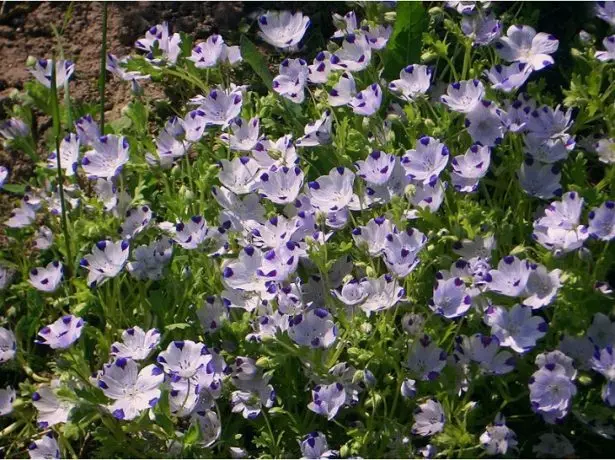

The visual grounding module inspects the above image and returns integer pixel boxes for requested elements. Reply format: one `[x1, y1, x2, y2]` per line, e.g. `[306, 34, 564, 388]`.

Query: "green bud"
[570, 48, 582, 58]
[424, 118, 436, 129]
[428, 6, 443, 15]
[421, 50, 438, 62]
[255, 356, 273, 368]
[384, 11, 397, 22]
[340, 444, 350, 458]
[360, 322, 372, 335]
[352, 370, 365, 385]
[26, 55, 37, 67]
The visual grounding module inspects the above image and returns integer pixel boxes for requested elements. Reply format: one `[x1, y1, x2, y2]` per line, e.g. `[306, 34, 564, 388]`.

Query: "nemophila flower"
[485, 304, 547, 353]
[440, 80, 484, 113]
[596, 35, 615, 61]
[247, 215, 302, 249]
[455, 334, 515, 375]
[596, 1, 615, 26]
[465, 100, 506, 146]
[189, 34, 241, 68]
[135, 22, 181, 65]
[518, 159, 562, 199]
[526, 105, 574, 140]
[533, 433, 575, 458]
[524, 133, 574, 164]
[300, 432, 337, 459]
[529, 361, 577, 423]
[218, 156, 260, 195]
[0, 327, 16, 363]
[0, 117, 29, 140]
[588, 313, 615, 349]
[196, 86, 243, 127]
[307, 167, 355, 211]
[74, 114, 100, 147]
[182, 109, 208, 143]
[588, 201, 615, 240]
[257, 10, 310, 51]
[533, 191, 589, 253]
[0, 166, 7, 189]
[192, 409, 222, 447]
[480, 414, 518, 455]
[355, 150, 396, 185]
[446, 1, 477, 15]
[461, 12, 501, 46]
[352, 216, 394, 256]
[168, 377, 200, 416]
[82, 135, 130, 180]
[402, 313, 425, 337]
[522, 264, 562, 309]
[307, 51, 332, 84]
[296, 110, 333, 147]
[230, 371, 275, 419]
[308, 382, 346, 420]
[383, 227, 427, 277]
[154, 116, 190, 164]
[257, 241, 301, 281]
[28, 261, 63, 293]
[331, 279, 369, 306]
[169, 216, 209, 250]
[485, 62, 531, 92]
[31, 383, 74, 428]
[106, 54, 149, 93]
[28, 433, 60, 459]
[252, 134, 298, 169]
[360, 274, 405, 314]
[331, 33, 372, 72]
[157, 340, 211, 383]
[486, 255, 532, 297]
[110, 326, 160, 361]
[46, 133, 79, 176]
[402, 136, 449, 185]
[332, 11, 358, 38]
[430, 278, 472, 319]
[30, 58, 74, 88]
[288, 308, 337, 349]
[127, 238, 173, 281]
[591, 346, 615, 391]
[504, 95, 535, 132]
[450, 144, 490, 192]
[329, 71, 356, 106]
[363, 23, 392, 49]
[349, 83, 382, 116]
[219, 118, 260, 153]
[559, 335, 594, 371]
[221, 246, 268, 293]
[93, 179, 119, 211]
[412, 399, 445, 437]
[536, 350, 577, 380]
[197, 296, 229, 333]
[388, 64, 431, 102]
[36, 315, 84, 349]
[258, 165, 304, 204]
[496, 25, 559, 71]
[119, 206, 153, 239]
[5, 200, 36, 228]
[400, 378, 417, 399]
[407, 335, 447, 381]
[592, 136, 615, 163]
[98, 358, 163, 420]
[273, 58, 309, 103]
[0, 386, 16, 415]
[80, 240, 129, 287]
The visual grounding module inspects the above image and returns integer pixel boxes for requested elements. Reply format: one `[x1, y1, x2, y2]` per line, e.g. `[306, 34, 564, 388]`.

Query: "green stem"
[99, 2, 108, 133]
[50, 59, 73, 274]
[461, 41, 472, 80]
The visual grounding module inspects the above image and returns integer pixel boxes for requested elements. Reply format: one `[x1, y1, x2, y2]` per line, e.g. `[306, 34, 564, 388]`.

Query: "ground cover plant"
[1, 1, 615, 458]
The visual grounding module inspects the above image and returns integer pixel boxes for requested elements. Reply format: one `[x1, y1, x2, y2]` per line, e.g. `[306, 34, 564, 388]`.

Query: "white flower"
[257, 10, 310, 51]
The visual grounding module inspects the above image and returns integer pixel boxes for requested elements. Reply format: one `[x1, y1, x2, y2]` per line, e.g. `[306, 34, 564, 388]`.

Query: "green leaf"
[240, 35, 273, 90]
[383, 2, 428, 80]
[2, 184, 27, 194]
